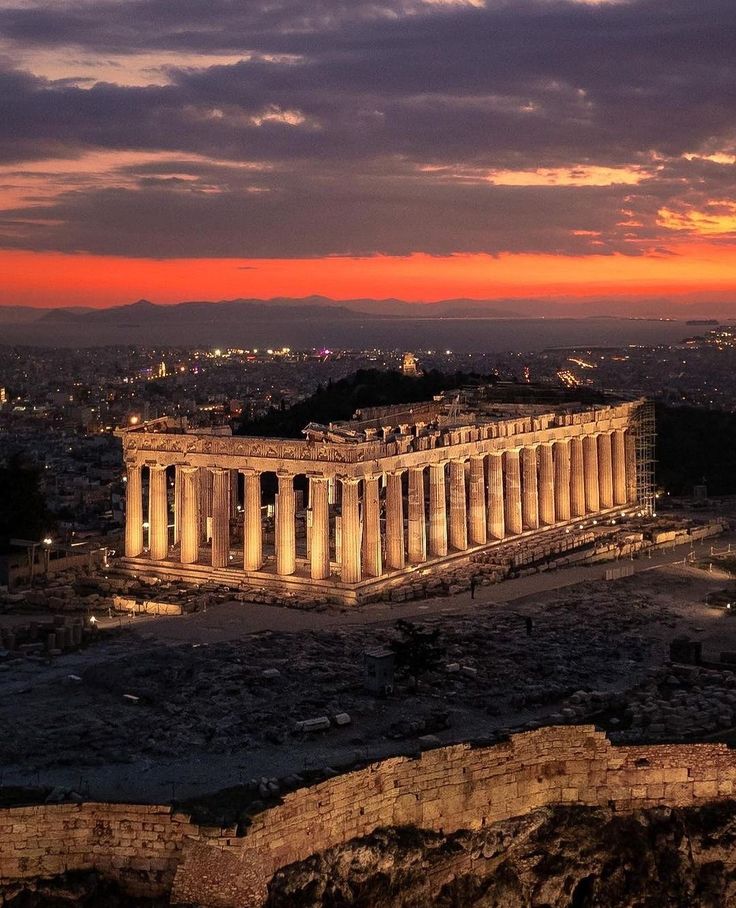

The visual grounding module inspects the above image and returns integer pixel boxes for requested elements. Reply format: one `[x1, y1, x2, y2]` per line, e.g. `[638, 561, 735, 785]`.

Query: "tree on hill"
[655, 404, 736, 496]
[237, 368, 493, 438]
[0, 456, 54, 554]
[391, 619, 444, 686]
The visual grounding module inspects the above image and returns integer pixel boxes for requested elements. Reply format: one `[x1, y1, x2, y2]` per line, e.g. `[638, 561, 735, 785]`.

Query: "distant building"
[402, 352, 421, 376]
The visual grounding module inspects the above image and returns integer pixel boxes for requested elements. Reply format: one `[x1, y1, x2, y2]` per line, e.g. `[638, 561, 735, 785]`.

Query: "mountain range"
[0, 295, 733, 347]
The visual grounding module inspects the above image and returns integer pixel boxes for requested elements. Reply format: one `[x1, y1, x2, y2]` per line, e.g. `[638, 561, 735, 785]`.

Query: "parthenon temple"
[116, 393, 650, 603]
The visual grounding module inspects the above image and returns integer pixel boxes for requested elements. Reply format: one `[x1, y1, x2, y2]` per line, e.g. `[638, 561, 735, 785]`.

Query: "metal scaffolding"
[633, 398, 656, 515]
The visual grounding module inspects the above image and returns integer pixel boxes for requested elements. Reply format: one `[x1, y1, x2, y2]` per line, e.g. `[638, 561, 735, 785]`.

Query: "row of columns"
[124, 428, 633, 585]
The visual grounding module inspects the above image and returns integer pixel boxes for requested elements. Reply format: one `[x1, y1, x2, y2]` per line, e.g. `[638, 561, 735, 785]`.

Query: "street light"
[40, 536, 53, 574]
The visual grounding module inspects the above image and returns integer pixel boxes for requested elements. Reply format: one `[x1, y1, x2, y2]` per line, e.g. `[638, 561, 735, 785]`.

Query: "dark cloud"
[0, 0, 735, 257]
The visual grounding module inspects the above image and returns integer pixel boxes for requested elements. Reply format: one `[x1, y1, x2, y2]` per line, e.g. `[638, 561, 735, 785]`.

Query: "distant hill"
[0, 296, 520, 346]
[1, 295, 735, 347]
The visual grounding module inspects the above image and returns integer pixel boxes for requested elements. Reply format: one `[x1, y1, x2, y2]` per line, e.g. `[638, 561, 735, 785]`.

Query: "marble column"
[124, 463, 144, 557]
[308, 475, 330, 580]
[385, 470, 405, 571]
[553, 440, 571, 522]
[340, 477, 362, 583]
[428, 463, 448, 557]
[569, 437, 586, 518]
[173, 465, 182, 545]
[612, 429, 627, 505]
[211, 468, 230, 568]
[597, 431, 614, 509]
[487, 453, 505, 540]
[179, 466, 199, 564]
[449, 460, 468, 551]
[504, 449, 523, 535]
[241, 469, 262, 571]
[148, 464, 169, 561]
[362, 475, 382, 577]
[468, 455, 487, 546]
[276, 472, 296, 576]
[521, 446, 539, 530]
[407, 466, 427, 563]
[583, 434, 600, 513]
[198, 467, 213, 543]
[538, 443, 555, 526]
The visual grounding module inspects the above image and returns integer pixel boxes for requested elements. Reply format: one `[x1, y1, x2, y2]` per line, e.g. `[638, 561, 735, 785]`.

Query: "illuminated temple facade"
[117, 395, 649, 603]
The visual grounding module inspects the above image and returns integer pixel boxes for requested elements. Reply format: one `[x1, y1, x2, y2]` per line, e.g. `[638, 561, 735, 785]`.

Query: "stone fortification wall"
[170, 725, 736, 907]
[0, 802, 198, 899]
[5, 727, 736, 908]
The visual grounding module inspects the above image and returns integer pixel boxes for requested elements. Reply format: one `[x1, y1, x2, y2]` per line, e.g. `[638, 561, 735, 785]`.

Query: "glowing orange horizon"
[2, 245, 736, 309]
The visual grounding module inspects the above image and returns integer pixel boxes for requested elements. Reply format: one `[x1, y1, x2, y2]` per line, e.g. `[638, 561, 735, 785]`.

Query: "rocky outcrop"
[266, 802, 736, 907]
[2, 869, 168, 906]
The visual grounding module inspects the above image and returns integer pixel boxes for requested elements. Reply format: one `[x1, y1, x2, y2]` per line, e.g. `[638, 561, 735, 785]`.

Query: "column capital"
[339, 475, 361, 486]
[209, 466, 229, 476]
[306, 472, 330, 483]
[178, 464, 199, 476]
[238, 466, 261, 476]
[385, 467, 405, 477]
[148, 462, 167, 472]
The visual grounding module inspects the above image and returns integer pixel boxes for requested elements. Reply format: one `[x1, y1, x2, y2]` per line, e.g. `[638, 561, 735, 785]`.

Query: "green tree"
[391, 619, 444, 686]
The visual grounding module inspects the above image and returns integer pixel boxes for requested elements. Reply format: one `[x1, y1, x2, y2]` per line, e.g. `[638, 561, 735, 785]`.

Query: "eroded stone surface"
[266, 802, 736, 908]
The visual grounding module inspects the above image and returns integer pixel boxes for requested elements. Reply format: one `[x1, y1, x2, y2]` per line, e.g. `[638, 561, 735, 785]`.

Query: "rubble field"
[3, 560, 736, 804]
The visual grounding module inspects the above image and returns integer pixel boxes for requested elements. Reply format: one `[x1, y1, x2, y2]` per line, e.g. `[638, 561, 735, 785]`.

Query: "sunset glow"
[1, 0, 736, 310]
[3, 245, 736, 310]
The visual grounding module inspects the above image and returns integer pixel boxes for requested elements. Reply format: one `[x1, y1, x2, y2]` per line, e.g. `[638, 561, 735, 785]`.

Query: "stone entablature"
[116, 397, 646, 601]
[119, 400, 639, 475]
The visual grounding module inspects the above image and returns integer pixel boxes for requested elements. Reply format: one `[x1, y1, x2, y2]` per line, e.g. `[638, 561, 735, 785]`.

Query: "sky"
[1, 0, 736, 309]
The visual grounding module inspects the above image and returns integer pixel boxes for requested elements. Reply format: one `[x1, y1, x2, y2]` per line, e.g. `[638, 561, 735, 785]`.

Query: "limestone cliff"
[266, 802, 736, 908]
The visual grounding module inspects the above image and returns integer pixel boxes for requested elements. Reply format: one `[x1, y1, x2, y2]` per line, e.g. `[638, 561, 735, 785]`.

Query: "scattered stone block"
[295, 716, 331, 733]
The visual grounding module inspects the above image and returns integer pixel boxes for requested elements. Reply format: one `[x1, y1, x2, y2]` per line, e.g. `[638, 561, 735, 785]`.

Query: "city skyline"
[2, 0, 736, 309]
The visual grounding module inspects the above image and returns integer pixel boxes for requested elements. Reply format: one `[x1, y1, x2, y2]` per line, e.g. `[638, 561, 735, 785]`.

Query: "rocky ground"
[3, 870, 167, 907]
[2, 555, 736, 805]
[266, 801, 736, 907]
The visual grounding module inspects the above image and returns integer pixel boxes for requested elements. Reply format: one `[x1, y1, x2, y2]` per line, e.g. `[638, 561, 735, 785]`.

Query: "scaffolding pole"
[633, 399, 656, 516]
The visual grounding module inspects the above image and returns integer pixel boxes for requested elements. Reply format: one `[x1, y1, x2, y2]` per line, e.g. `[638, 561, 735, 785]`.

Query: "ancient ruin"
[5, 727, 736, 907]
[117, 394, 653, 603]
